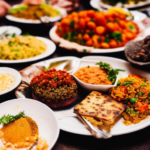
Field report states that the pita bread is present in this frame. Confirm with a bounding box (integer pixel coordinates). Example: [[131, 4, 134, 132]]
[[74, 91, 126, 125]]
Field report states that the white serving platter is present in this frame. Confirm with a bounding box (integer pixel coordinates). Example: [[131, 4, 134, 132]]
[[49, 22, 148, 53], [54, 56, 150, 136]]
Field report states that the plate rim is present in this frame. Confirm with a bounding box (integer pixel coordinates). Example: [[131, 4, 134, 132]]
[[0, 67, 22, 95], [0, 36, 56, 64], [0, 98, 60, 149]]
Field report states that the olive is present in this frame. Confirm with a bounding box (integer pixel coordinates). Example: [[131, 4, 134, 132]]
[[137, 52, 145, 56], [130, 98, 136, 104], [140, 49, 146, 53], [142, 44, 148, 50], [143, 55, 149, 61], [134, 54, 141, 60]]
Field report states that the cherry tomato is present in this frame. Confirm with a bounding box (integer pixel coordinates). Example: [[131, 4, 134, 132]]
[[95, 26, 105, 35]]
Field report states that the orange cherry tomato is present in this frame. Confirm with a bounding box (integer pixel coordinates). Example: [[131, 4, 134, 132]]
[[126, 32, 135, 40], [109, 40, 118, 48], [101, 42, 110, 48], [71, 12, 78, 17], [119, 20, 126, 28], [61, 18, 70, 27], [78, 18, 86, 30], [94, 13, 106, 26], [104, 12, 112, 19], [95, 26, 105, 35], [87, 10, 95, 18], [87, 21, 96, 29], [73, 17, 79, 23], [83, 34, 90, 40], [85, 17, 91, 23], [78, 33, 82, 39], [86, 39, 93, 46], [92, 35, 101, 48], [117, 41, 123, 47], [106, 22, 115, 31], [79, 11, 87, 18]]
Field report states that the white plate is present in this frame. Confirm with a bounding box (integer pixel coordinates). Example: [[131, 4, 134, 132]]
[[0, 26, 22, 40], [0, 67, 21, 95], [98, 0, 150, 9], [0, 36, 56, 64], [90, 0, 147, 22], [49, 23, 148, 53], [54, 56, 150, 136], [6, 4, 67, 24], [0, 98, 60, 149]]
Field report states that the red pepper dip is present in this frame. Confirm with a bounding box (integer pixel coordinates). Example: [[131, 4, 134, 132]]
[[30, 69, 78, 108]]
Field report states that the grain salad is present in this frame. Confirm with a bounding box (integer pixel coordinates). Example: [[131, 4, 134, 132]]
[[0, 73, 15, 92], [109, 75, 150, 124]]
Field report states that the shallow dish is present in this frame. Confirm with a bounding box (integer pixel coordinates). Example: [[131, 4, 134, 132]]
[[0, 67, 21, 95], [0, 26, 22, 40], [72, 59, 119, 92], [0, 36, 56, 64], [0, 98, 60, 149], [124, 40, 150, 68], [49, 22, 147, 53], [6, 4, 67, 24]]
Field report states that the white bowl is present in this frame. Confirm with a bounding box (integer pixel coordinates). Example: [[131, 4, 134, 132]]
[[0, 67, 22, 95], [0, 98, 60, 150], [0, 26, 22, 40], [72, 58, 119, 92]]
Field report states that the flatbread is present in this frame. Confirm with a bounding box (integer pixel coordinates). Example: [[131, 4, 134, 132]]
[[74, 91, 127, 125]]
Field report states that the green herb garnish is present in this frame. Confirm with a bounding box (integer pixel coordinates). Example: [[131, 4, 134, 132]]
[[91, 18, 95, 22], [111, 32, 122, 41], [69, 20, 74, 28], [53, 76, 57, 80], [96, 62, 125, 84], [117, 80, 121, 86], [88, 30, 94, 37], [141, 84, 146, 87], [98, 37, 102, 42], [83, 49, 87, 52], [8, 41, 15, 46], [122, 79, 134, 86], [22, 32, 30, 36], [12, 33, 16, 37], [0, 111, 26, 125]]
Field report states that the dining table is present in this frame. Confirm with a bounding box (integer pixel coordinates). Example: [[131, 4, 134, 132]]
[[1, 0, 150, 150]]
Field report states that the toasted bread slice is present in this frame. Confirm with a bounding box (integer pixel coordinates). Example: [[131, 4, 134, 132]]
[[74, 91, 126, 125]]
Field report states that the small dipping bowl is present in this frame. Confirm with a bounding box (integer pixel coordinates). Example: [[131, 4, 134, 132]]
[[72, 65, 118, 92], [124, 40, 150, 70]]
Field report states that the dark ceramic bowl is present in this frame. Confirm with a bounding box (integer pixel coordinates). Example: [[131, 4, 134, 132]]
[[124, 40, 150, 70]]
